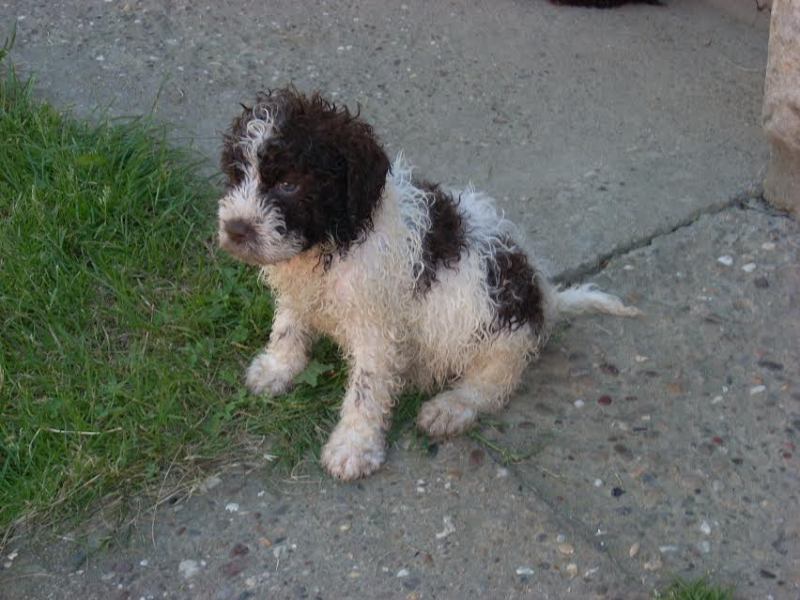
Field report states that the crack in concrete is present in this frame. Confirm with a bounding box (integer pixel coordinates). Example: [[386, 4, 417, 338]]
[[481, 448, 643, 590], [552, 184, 766, 286]]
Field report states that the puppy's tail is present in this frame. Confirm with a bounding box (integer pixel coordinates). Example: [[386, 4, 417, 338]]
[[554, 283, 641, 317]]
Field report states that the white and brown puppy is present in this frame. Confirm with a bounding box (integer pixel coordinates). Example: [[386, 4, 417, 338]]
[[218, 88, 639, 480]]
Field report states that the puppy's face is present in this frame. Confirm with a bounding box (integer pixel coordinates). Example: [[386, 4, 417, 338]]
[[217, 89, 390, 266]]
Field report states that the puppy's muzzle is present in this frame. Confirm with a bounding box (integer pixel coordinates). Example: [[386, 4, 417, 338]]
[[224, 218, 257, 245]]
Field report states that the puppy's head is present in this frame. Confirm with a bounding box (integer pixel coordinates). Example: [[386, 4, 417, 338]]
[[217, 88, 390, 266]]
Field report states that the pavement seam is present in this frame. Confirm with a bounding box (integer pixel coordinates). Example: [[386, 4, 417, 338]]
[[481, 448, 644, 590], [553, 183, 767, 286]]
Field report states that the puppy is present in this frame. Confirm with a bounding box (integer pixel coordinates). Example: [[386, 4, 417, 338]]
[[217, 88, 639, 480]]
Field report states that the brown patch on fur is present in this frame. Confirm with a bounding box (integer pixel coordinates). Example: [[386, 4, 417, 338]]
[[222, 88, 390, 256], [414, 179, 467, 293], [220, 105, 252, 187], [549, 0, 662, 7], [487, 244, 544, 333], [258, 89, 390, 254]]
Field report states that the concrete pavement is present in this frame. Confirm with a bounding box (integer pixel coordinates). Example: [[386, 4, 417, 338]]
[[6, 0, 770, 278]]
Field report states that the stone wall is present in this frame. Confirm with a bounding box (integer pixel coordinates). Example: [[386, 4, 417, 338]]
[[763, 0, 800, 214]]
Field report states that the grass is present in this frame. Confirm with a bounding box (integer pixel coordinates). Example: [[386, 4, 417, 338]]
[[0, 49, 368, 544], [654, 578, 734, 600]]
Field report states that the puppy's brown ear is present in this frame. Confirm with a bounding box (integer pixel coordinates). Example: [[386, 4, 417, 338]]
[[343, 120, 390, 236], [221, 106, 251, 187]]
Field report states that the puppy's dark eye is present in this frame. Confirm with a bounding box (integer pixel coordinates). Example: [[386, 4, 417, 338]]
[[276, 181, 299, 194]]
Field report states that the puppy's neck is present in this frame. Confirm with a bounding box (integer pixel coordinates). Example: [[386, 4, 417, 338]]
[[261, 244, 327, 292]]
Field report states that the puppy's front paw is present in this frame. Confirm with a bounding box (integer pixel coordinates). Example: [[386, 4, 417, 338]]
[[321, 422, 386, 481], [246, 352, 297, 396], [417, 390, 478, 438]]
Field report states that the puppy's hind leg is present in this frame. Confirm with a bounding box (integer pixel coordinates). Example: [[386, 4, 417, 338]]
[[417, 329, 535, 438]]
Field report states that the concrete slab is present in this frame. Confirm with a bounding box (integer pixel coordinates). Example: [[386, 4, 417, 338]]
[[503, 205, 800, 597], [2, 455, 644, 599], [4, 0, 770, 277], [3, 205, 798, 599]]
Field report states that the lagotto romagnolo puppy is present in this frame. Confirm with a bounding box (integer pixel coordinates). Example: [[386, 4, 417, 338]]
[[217, 88, 639, 480]]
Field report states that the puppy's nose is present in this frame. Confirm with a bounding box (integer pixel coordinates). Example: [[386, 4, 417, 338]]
[[224, 219, 256, 244]]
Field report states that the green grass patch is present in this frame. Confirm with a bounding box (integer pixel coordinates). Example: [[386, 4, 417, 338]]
[[655, 578, 734, 600], [0, 55, 362, 542]]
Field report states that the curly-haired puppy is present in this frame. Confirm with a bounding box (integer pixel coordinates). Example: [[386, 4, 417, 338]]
[[218, 88, 639, 480]]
